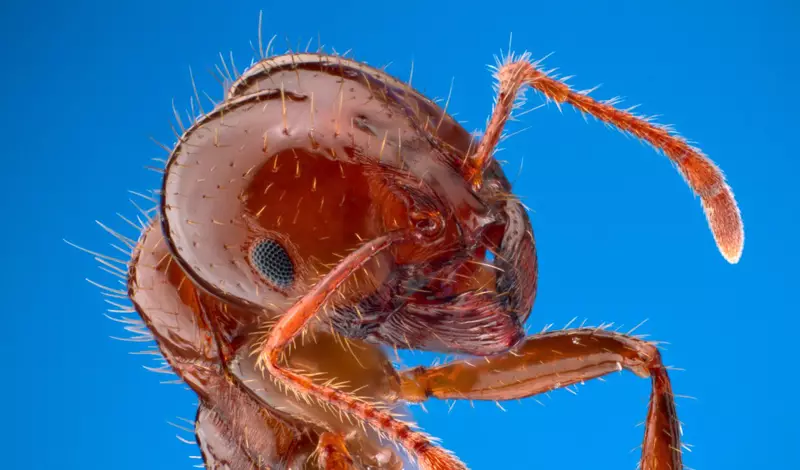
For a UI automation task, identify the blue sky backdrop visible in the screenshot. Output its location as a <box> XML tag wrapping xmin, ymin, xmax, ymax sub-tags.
<box><xmin>2</xmin><ymin>0</ymin><xmax>797</xmax><ymax>468</ymax></box>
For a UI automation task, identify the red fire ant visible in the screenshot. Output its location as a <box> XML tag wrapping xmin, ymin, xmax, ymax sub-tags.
<box><xmin>82</xmin><ymin>34</ymin><xmax>743</xmax><ymax>470</ymax></box>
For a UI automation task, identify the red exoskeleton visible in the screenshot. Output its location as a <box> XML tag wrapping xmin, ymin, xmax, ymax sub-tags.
<box><xmin>82</xmin><ymin>43</ymin><xmax>743</xmax><ymax>470</ymax></box>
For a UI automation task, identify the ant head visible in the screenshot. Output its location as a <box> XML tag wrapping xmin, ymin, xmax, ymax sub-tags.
<box><xmin>161</xmin><ymin>53</ymin><xmax>537</xmax><ymax>333</ymax></box>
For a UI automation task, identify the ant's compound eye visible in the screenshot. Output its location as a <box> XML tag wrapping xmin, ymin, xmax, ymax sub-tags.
<box><xmin>250</xmin><ymin>239</ymin><xmax>295</xmax><ymax>289</ymax></box>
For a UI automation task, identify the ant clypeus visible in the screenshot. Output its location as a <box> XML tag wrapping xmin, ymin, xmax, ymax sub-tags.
<box><xmin>77</xmin><ymin>31</ymin><xmax>743</xmax><ymax>470</ymax></box>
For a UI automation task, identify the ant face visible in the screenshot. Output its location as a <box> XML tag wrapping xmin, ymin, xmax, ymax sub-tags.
<box><xmin>161</xmin><ymin>54</ymin><xmax>537</xmax><ymax>356</ymax></box>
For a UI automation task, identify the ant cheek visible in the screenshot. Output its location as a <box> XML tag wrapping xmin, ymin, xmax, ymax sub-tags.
<box><xmin>160</xmin><ymin>91</ymin><xmax>312</xmax><ymax>307</ymax></box>
<box><xmin>162</xmin><ymin>79</ymin><xmax>377</xmax><ymax>307</ymax></box>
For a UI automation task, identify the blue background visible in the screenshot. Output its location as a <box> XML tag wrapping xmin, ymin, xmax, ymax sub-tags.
<box><xmin>2</xmin><ymin>0</ymin><xmax>796</xmax><ymax>468</ymax></box>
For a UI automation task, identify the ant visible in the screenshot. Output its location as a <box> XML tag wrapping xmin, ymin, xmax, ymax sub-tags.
<box><xmin>80</xmin><ymin>35</ymin><xmax>743</xmax><ymax>470</ymax></box>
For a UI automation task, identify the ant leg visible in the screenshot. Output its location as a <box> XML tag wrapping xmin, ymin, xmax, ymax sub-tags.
<box><xmin>255</xmin><ymin>233</ymin><xmax>467</xmax><ymax>470</ymax></box>
<box><xmin>398</xmin><ymin>328</ymin><xmax>682</xmax><ymax>470</ymax></box>
<box><xmin>466</xmin><ymin>54</ymin><xmax>743</xmax><ymax>264</ymax></box>
<box><xmin>313</xmin><ymin>433</ymin><xmax>355</xmax><ymax>470</ymax></box>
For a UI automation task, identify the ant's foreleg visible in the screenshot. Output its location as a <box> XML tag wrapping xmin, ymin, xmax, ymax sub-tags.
<box><xmin>255</xmin><ymin>233</ymin><xmax>468</xmax><ymax>470</ymax></box>
<box><xmin>399</xmin><ymin>328</ymin><xmax>682</xmax><ymax>470</ymax></box>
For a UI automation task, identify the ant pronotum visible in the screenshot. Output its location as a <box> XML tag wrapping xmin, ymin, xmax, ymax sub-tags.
<box><xmin>77</xmin><ymin>33</ymin><xmax>743</xmax><ymax>470</ymax></box>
